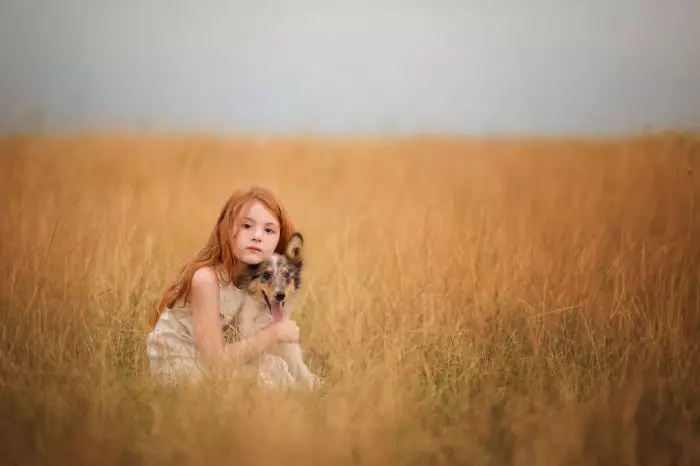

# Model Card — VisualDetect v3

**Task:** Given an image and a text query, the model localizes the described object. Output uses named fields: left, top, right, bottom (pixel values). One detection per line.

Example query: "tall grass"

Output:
left=1, top=132, right=699, bottom=465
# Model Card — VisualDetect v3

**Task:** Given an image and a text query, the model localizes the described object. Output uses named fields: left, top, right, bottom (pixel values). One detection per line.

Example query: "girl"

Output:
left=146, top=186, right=303, bottom=387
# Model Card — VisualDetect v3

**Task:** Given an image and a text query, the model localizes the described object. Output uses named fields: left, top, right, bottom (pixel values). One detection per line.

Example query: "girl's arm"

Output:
left=190, top=267, right=280, bottom=369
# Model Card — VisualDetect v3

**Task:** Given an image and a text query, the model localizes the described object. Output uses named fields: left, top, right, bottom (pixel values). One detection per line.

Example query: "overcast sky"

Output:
left=1, top=0, right=698, bottom=135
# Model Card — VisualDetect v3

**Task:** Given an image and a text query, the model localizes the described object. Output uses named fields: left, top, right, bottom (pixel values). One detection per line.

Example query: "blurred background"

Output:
left=1, top=0, right=699, bottom=136
left=2, top=3, right=700, bottom=464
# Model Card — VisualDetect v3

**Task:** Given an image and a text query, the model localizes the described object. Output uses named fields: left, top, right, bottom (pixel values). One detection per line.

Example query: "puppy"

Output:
left=229, top=232, right=321, bottom=389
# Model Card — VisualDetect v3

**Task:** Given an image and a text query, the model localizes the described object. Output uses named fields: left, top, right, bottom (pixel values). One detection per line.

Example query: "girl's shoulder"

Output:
left=191, top=265, right=247, bottom=307
left=191, top=265, right=234, bottom=291
left=191, top=266, right=218, bottom=288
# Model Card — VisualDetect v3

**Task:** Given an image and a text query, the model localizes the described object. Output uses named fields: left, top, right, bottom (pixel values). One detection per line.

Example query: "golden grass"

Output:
left=1, top=132, right=699, bottom=465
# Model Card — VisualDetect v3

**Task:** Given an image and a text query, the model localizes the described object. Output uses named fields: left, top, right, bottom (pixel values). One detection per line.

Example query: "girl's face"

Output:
left=233, top=201, right=281, bottom=265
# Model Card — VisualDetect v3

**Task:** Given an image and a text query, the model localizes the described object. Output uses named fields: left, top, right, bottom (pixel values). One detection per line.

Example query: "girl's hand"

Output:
left=272, top=319, right=300, bottom=343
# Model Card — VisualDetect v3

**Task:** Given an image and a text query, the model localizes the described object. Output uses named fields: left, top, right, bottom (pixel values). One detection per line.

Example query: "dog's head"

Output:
left=234, top=232, right=304, bottom=322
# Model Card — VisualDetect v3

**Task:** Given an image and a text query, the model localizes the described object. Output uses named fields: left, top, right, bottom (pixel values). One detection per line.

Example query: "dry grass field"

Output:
left=1, top=132, right=699, bottom=465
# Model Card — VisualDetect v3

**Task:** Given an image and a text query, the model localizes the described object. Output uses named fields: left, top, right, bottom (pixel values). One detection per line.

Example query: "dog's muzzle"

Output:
left=262, top=291, right=285, bottom=322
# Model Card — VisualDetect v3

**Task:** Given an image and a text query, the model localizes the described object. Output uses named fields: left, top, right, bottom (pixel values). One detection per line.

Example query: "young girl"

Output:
left=146, top=186, right=303, bottom=387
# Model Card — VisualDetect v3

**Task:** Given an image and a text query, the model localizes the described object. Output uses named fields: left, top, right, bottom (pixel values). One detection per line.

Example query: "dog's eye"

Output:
left=283, top=272, right=290, bottom=280
left=262, top=271, right=271, bottom=281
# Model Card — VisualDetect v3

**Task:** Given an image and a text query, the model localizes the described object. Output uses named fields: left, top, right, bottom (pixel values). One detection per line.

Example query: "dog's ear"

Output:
left=285, top=232, right=304, bottom=265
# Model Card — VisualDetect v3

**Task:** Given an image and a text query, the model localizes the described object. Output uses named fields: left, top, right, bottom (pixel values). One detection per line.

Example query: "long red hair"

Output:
left=147, top=185, right=296, bottom=331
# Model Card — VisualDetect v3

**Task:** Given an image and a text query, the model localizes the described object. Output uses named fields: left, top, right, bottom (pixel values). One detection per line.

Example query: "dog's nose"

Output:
left=274, top=292, right=285, bottom=302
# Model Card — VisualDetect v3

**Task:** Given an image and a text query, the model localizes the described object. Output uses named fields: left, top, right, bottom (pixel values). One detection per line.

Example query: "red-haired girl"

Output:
left=147, top=186, right=303, bottom=387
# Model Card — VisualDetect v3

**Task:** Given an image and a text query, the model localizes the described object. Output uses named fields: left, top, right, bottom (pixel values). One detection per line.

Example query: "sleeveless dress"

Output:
left=146, top=281, right=296, bottom=388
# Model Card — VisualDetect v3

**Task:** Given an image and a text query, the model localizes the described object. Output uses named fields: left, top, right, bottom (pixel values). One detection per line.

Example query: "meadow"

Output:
left=1, top=132, right=699, bottom=465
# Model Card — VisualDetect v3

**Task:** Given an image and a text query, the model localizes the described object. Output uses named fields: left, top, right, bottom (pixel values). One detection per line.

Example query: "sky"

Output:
left=0, top=0, right=699, bottom=136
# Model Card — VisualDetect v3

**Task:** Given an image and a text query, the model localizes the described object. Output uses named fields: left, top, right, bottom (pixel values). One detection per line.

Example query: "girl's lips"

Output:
left=247, top=247, right=262, bottom=253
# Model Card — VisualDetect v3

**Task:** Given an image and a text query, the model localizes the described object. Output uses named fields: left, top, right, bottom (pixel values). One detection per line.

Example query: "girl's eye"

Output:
left=265, top=228, right=276, bottom=235
left=243, top=223, right=252, bottom=230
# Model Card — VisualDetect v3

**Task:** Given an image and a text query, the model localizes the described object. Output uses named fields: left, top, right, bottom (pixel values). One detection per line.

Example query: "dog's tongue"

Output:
left=270, top=301, right=283, bottom=322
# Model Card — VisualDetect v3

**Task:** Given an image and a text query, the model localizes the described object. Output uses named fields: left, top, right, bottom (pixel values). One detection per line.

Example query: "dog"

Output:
left=225, top=232, right=321, bottom=389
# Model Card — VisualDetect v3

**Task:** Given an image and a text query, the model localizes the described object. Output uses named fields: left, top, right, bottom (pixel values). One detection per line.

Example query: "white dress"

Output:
left=146, top=281, right=296, bottom=388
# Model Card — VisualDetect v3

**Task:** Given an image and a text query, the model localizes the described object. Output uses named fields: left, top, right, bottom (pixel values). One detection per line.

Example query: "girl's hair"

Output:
left=147, top=185, right=296, bottom=331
